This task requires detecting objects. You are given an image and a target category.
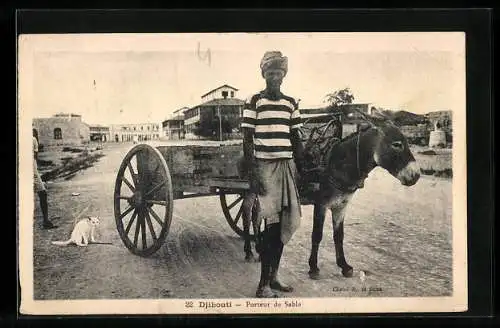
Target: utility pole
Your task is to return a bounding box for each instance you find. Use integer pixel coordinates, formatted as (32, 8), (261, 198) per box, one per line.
(218, 105), (222, 141)
(93, 79), (104, 147)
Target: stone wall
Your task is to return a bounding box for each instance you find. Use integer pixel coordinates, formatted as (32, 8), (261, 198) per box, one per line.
(33, 117), (90, 147)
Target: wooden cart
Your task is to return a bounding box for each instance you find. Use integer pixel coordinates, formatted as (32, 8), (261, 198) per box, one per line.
(114, 142), (254, 257)
(114, 113), (343, 257)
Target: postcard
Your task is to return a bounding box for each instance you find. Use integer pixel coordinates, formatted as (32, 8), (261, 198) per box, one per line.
(18, 32), (467, 315)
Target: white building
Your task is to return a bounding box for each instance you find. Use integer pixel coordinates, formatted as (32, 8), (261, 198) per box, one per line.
(109, 122), (161, 143)
(184, 84), (244, 140)
(200, 85), (238, 103)
(162, 107), (188, 140)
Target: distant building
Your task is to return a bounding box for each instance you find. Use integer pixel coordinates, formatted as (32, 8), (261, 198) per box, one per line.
(201, 85), (239, 103)
(162, 107), (187, 140)
(301, 103), (371, 119)
(109, 123), (161, 143)
(33, 113), (90, 147)
(425, 110), (452, 145)
(425, 110), (452, 131)
(299, 104), (372, 139)
(184, 85), (245, 139)
(89, 124), (110, 142)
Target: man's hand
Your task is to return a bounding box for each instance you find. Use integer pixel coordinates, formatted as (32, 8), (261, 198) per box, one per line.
(242, 127), (261, 193)
(239, 156), (255, 179)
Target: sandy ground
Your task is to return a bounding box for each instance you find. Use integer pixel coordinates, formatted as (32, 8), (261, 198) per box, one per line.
(31, 141), (452, 300)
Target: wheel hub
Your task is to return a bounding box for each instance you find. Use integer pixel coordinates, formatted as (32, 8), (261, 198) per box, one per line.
(129, 191), (144, 208)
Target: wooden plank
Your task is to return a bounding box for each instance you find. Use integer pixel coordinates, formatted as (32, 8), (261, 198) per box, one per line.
(176, 192), (217, 199)
(173, 185), (213, 194)
(157, 144), (244, 182)
(208, 178), (250, 190)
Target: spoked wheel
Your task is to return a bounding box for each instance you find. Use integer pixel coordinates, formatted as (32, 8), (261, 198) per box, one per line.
(220, 190), (257, 240)
(114, 144), (173, 257)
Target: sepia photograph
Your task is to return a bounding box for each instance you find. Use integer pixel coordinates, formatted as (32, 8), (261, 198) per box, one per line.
(18, 31), (467, 315)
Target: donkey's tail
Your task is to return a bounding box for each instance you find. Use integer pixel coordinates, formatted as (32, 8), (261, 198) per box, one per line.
(51, 240), (72, 246)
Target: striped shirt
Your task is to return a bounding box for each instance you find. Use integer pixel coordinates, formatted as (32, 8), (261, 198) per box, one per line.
(241, 91), (303, 159)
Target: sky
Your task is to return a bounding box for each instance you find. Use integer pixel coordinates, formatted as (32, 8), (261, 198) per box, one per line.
(19, 32), (465, 126)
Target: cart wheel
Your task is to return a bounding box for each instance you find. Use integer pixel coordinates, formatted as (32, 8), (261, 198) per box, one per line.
(220, 191), (257, 240)
(114, 144), (173, 257)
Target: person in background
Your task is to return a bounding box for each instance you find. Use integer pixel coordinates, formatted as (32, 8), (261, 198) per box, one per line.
(241, 51), (304, 298)
(33, 134), (57, 229)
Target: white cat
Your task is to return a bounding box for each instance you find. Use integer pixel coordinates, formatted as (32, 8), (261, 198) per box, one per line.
(51, 216), (100, 247)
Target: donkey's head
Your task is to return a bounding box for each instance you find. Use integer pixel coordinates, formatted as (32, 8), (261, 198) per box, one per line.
(368, 116), (420, 186)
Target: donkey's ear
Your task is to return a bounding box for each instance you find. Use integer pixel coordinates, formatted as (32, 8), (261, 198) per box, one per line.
(371, 108), (387, 119)
(370, 108), (397, 127)
(365, 112), (385, 127)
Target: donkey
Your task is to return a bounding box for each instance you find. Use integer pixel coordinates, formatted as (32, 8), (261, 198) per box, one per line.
(306, 116), (421, 279)
(239, 113), (421, 279)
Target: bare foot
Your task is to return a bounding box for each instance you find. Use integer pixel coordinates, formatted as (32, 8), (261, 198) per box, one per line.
(256, 286), (279, 298)
(270, 280), (294, 292)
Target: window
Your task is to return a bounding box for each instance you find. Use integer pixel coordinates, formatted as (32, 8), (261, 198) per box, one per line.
(222, 91), (228, 98)
(54, 128), (62, 139)
(230, 91), (234, 97)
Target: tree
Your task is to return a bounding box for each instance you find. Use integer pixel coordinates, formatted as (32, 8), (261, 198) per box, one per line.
(324, 87), (355, 107)
(193, 120), (214, 139)
(193, 115), (233, 140)
(221, 117), (232, 134)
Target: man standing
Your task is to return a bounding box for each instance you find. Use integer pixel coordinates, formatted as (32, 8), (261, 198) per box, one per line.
(241, 51), (304, 298)
(33, 135), (57, 229)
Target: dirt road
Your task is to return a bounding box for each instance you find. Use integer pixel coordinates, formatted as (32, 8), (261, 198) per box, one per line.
(32, 142), (452, 300)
